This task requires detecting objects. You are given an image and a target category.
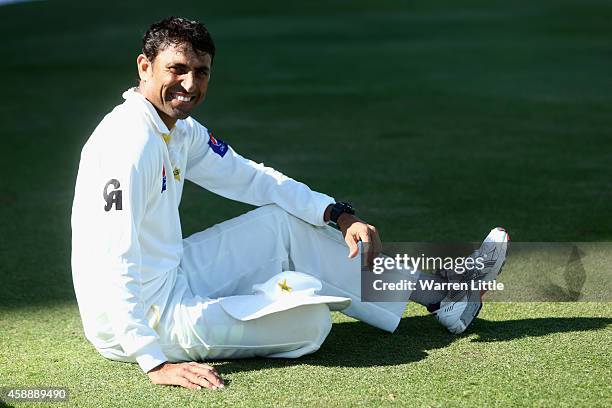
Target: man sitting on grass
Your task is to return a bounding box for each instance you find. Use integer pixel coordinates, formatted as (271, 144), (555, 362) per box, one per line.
(71, 16), (509, 390)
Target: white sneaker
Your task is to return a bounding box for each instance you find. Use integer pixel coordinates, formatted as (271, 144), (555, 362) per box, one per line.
(433, 227), (510, 334)
(476, 227), (510, 283)
(434, 289), (483, 334)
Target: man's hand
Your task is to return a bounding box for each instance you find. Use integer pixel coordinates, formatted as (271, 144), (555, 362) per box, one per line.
(336, 213), (382, 268)
(147, 362), (224, 390)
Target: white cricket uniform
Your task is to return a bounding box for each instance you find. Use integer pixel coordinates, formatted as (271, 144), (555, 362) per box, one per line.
(71, 88), (410, 373)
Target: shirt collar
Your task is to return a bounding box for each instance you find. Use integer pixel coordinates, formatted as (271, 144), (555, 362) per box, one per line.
(122, 87), (172, 135)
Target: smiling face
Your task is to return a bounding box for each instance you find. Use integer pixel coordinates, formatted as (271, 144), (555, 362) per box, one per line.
(137, 43), (212, 129)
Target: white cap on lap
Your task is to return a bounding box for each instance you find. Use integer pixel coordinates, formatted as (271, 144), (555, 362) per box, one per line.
(219, 271), (351, 321)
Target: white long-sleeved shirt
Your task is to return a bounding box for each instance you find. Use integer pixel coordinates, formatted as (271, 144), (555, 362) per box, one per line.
(71, 88), (335, 372)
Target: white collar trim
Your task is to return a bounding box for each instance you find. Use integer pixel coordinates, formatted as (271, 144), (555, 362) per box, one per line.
(122, 88), (172, 135)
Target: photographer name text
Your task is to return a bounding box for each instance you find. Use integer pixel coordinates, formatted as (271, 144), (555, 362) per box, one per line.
(372, 279), (504, 292)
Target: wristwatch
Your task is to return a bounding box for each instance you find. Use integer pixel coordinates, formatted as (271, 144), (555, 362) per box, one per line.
(329, 202), (356, 226)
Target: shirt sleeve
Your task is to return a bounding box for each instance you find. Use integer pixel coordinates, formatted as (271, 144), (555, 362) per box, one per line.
(184, 121), (335, 226)
(96, 144), (167, 373)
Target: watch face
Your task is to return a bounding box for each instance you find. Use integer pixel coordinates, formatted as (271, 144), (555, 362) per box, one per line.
(340, 202), (355, 214)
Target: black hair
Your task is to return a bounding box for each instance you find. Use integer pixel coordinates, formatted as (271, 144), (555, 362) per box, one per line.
(141, 16), (216, 62)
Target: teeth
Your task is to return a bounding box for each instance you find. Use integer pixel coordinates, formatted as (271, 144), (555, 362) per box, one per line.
(176, 95), (191, 102)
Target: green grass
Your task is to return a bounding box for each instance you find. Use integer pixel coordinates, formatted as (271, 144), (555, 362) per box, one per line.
(1, 304), (610, 407)
(1, 0), (611, 406)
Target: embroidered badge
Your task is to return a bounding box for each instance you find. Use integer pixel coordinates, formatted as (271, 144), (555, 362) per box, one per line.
(161, 165), (167, 193)
(173, 167), (181, 181)
(278, 279), (292, 293)
(208, 131), (228, 157)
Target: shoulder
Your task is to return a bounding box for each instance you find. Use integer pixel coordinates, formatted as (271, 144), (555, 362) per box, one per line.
(180, 116), (209, 140)
(83, 102), (164, 171)
(181, 117), (235, 152)
(178, 116), (213, 158)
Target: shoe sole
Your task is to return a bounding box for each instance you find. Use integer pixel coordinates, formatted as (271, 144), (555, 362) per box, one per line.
(431, 260), (506, 323)
(469, 230), (510, 331)
(469, 258), (506, 332)
(435, 228), (510, 334)
(480, 236), (509, 297)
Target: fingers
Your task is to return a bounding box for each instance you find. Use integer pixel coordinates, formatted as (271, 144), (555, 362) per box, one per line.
(346, 223), (381, 267)
(361, 227), (376, 267)
(148, 362), (224, 390)
(187, 362), (224, 389)
(176, 375), (205, 390)
(370, 228), (382, 269)
(369, 224), (382, 258)
(346, 235), (359, 258)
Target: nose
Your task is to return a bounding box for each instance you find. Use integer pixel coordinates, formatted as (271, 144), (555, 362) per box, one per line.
(181, 71), (197, 93)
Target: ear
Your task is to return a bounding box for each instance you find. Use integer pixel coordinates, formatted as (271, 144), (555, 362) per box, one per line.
(137, 54), (152, 81)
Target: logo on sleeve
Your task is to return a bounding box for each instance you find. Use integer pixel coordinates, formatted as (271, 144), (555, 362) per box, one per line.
(208, 131), (228, 157)
(161, 164), (167, 193)
(103, 179), (123, 211)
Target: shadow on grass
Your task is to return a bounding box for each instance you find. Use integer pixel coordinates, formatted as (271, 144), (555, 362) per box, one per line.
(471, 316), (612, 343)
(216, 315), (612, 375)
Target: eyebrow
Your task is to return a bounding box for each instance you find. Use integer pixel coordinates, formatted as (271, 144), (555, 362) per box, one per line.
(168, 63), (210, 72)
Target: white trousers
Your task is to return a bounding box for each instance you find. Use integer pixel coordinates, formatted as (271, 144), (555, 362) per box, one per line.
(156, 205), (410, 363)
